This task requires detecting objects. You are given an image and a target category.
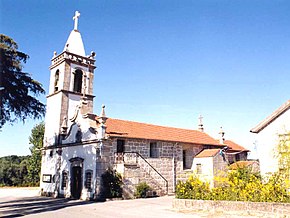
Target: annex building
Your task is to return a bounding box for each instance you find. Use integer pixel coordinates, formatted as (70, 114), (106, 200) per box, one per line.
(40, 12), (250, 200)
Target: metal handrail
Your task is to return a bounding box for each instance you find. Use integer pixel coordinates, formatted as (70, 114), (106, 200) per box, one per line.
(117, 151), (168, 194)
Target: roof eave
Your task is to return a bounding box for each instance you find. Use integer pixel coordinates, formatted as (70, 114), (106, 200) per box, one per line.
(250, 100), (290, 134)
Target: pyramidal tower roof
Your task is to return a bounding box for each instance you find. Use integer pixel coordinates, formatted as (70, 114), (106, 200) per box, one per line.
(63, 11), (86, 56)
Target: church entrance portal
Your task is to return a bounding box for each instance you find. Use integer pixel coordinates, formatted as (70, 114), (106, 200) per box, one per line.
(71, 166), (82, 199)
(69, 157), (84, 199)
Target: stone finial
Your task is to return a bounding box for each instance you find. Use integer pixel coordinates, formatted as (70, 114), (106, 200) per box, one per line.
(198, 114), (204, 132)
(100, 104), (106, 118)
(219, 127), (225, 144)
(53, 51), (57, 58)
(90, 51), (96, 59)
(98, 105), (108, 142)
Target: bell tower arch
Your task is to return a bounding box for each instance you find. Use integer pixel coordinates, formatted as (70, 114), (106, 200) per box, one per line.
(44, 11), (96, 147)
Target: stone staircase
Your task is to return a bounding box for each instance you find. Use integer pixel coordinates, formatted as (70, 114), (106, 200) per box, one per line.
(114, 152), (168, 198)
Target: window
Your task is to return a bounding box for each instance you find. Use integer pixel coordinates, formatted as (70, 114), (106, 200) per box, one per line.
(117, 139), (125, 153)
(54, 70), (59, 92)
(196, 164), (202, 174)
(85, 170), (93, 191)
(73, 69), (83, 93)
(61, 171), (68, 189)
(183, 150), (186, 169)
(150, 142), (158, 158)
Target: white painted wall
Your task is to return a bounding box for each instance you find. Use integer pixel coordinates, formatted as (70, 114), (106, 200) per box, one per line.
(44, 93), (62, 146)
(40, 143), (97, 200)
(254, 109), (290, 177)
(40, 150), (58, 194)
(41, 97), (101, 199)
(192, 157), (214, 187)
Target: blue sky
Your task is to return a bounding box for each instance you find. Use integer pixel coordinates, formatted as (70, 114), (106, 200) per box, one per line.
(1, 0), (290, 158)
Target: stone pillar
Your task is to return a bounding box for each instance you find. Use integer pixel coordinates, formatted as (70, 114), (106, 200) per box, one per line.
(94, 147), (109, 200)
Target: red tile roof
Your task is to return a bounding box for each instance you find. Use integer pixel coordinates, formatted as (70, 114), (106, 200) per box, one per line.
(195, 149), (221, 158)
(224, 140), (249, 152)
(105, 118), (223, 146)
(251, 100), (290, 133)
(229, 161), (259, 170)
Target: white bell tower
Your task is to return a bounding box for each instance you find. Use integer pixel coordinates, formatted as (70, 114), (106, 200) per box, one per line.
(44, 11), (96, 147)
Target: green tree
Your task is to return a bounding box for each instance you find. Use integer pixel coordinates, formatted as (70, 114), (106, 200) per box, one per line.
(0, 34), (45, 129)
(0, 155), (29, 186)
(27, 122), (44, 186)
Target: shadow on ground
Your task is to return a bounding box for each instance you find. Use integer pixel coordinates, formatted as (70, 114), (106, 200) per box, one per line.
(0, 196), (97, 217)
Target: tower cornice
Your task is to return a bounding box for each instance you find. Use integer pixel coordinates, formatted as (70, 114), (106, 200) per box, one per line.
(46, 89), (95, 99)
(50, 51), (96, 70)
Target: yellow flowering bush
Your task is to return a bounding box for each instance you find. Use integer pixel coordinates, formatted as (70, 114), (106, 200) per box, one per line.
(175, 175), (211, 200)
(176, 167), (290, 203)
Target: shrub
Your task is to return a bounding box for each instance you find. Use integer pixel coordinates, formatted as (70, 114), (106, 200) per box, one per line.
(135, 182), (151, 198)
(101, 168), (123, 198)
(176, 167), (290, 203)
(176, 175), (211, 200)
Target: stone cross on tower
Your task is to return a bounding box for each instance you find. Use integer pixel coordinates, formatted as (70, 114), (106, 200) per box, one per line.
(73, 11), (81, 30)
(198, 115), (204, 132)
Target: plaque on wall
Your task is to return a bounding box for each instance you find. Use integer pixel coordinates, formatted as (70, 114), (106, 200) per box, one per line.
(42, 174), (52, 183)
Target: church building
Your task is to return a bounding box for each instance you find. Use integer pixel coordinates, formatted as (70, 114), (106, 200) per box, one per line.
(40, 12), (250, 200)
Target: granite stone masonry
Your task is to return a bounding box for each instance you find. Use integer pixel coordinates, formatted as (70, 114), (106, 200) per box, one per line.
(173, 198), (290, 218)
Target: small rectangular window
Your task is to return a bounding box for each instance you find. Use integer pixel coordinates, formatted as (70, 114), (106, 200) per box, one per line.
(117, 139), (125, 153)
(61, 171), (68, 189)
(183, 150), (186, 169)
(196, 164), (202, 174)
(85, 170), (92, 191)
(150, 142), (158, 158)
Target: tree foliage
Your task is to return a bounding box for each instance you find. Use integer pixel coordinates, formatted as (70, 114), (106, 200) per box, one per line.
(0, 122), (44, 186)
(27, 122), (44, 185)
(100, 168), (123, 198)
(0, 34), (45, 129)
(0, 155), (30, 186)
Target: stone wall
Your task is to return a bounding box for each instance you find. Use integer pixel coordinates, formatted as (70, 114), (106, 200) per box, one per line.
(213, 153), (228, 181)
(173, 199), (290, 218)
(108, 138), (202, 197)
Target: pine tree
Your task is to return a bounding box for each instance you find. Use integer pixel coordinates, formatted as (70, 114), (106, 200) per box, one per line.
(0, 34), (45, 128)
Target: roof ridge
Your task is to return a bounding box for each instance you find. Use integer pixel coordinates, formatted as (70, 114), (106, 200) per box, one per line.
(107, 117), (204, 133)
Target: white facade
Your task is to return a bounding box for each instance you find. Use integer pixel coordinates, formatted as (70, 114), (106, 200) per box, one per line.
(192, 157), (215, 187)
(41, 11), (104, 200)
(191, 150), (228, 187)
(251, 100), (290, 177)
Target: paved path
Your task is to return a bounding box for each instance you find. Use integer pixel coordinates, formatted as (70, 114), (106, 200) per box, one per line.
(0, 188), (260, 218)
